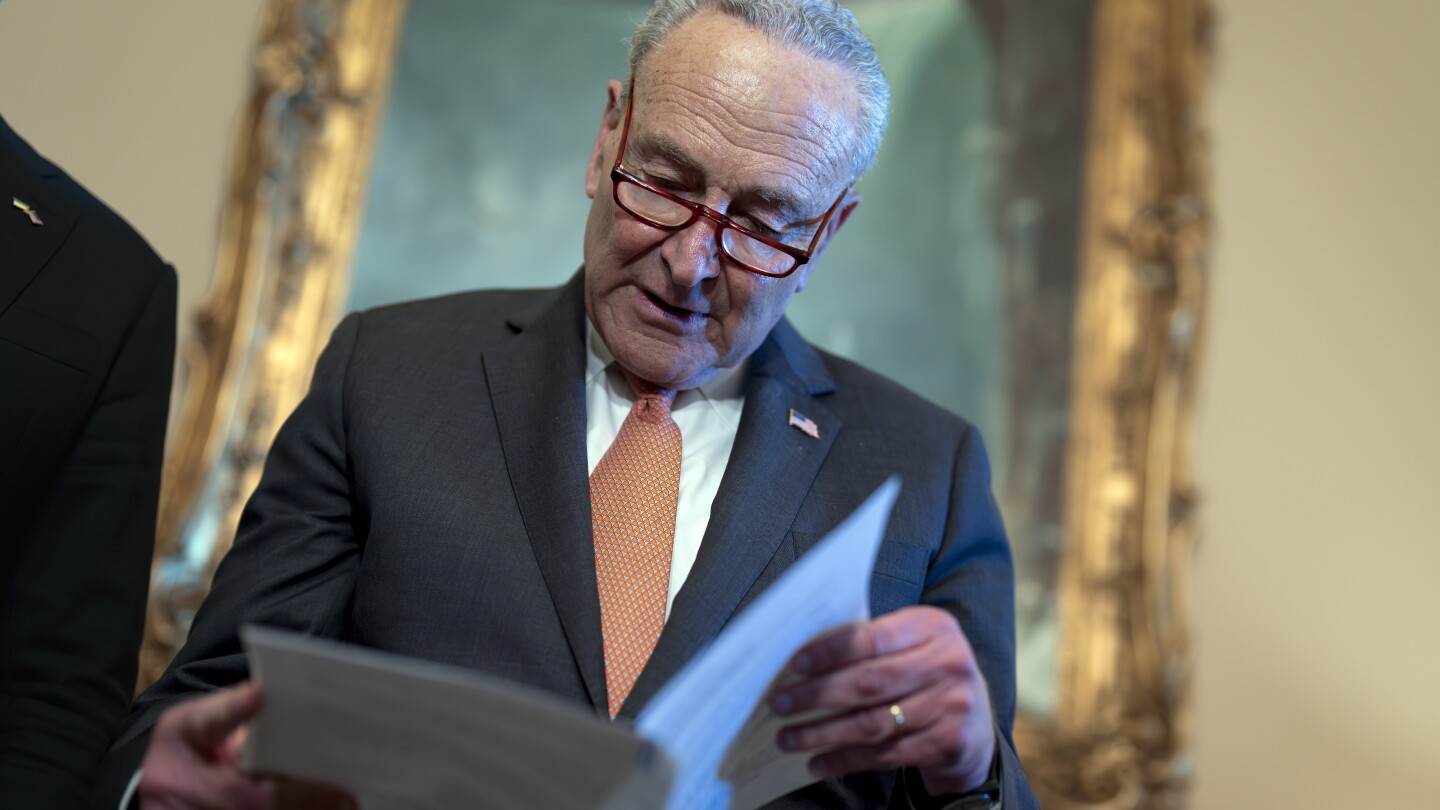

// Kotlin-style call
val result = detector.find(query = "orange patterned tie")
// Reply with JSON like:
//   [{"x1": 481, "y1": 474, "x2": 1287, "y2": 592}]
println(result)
[{"x1": 591, "y1": 371, "x2": 682, "y2": 717}]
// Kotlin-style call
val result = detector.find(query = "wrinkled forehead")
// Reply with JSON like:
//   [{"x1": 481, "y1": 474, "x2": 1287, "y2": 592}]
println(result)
[{"x1": 630, "y1": 13, "x2": 861, "y2": 200}]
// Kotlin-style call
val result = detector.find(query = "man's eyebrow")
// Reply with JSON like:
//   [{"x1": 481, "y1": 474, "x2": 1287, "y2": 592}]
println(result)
[
  {"x1": 630, "y1": 133, "x2": 813, "y2": 223},
  {"x1": 748, "y1": 187, "x2": 812, "y2": 224},
  {"x1": 630, "y1": 134, "x2": 707, "y2": 181}
]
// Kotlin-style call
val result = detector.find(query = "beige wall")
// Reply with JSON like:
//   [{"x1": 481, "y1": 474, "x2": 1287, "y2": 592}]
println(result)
[
  {"x1": 5, "y1": 1, "x2": 1438, "y2": 807},
  {"x1": 0, "y1": 0, "x2": 266, "y2": 434},
  {"x1": 1195, "y1": 0, "x2": 1440, "y2": 807}
]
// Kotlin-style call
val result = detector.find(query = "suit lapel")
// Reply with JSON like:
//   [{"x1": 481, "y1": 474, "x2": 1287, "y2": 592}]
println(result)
[
  {"x1": 0, "y1": 122, "x2": 77, "y2": 318},
  {"x1": 483, "y1": 274, "x2": 609, "y2": 711},
  {"x1": 619, "y1": 318, "x2": 840, "y2": 718}
]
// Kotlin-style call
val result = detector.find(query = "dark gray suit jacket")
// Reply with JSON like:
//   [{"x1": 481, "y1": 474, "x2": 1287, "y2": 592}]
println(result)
[{"x1": 95, "y1": 273, "x2": 1037, "y2": 808}]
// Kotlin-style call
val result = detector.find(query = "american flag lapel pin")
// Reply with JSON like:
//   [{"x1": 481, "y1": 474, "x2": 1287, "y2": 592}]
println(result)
[
  {"x1": 788, "y1": 408, "x2": 820, "y2": 439},
  {"x1": 12, "y1": 197, "x2": 43, "y2": 226}
]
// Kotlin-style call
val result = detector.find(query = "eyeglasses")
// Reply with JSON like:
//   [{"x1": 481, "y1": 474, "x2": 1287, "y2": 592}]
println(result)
[{"x1": 609, "y1": 78, "x2": 850, "y2": 279}]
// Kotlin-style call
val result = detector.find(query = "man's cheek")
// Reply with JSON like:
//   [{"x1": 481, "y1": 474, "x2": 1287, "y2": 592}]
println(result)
[{"x1": 615, "y1": 218, "x2": 662, "y2": 251}]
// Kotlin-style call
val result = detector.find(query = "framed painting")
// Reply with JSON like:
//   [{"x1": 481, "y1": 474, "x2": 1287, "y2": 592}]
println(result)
[{"x1": 141, "y1": 1, "x2": 1212, "y2": 807}]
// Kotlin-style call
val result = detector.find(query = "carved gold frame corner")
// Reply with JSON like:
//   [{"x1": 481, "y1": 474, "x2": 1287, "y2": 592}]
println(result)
[{"x1": 141, "y1": 1, "x2": 1213, "y2": 808}]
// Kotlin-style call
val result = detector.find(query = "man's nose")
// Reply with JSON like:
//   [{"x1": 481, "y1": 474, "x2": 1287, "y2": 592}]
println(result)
[{"x1": 660, "y1": 215, "x2": 723, "y2": 286}]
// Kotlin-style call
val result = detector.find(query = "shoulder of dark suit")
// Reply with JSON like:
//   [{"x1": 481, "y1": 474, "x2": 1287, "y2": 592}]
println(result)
[{"x1": 1, "y1": 114, "x2": 173, "y2": 288}]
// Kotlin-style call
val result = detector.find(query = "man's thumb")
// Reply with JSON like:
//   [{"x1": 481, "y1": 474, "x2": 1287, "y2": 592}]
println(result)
[{"x1": 180, "y1": 681, "x2": 263, "y2": 748}]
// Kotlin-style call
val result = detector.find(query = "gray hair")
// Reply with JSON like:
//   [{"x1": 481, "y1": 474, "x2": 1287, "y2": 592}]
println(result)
[{"x1": 626, "y1": 0, "x2": 890, "y2": 181}]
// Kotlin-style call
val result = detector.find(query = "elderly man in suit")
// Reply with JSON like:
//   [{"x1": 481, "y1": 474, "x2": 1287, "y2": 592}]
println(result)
[
  {"x1": 0, "y1": 114, "x2": 175, "y2": 808},
  {"x1": 99, "y1": 2, "x2": 1038, "y2": 808}
]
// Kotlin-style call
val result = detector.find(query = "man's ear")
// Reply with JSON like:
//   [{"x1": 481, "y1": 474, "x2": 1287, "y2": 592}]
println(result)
[
  {"x1": 796, "y1": 191, "x2": 862, "y2": 291},
  {"x1": 585, "y1": 80, "x2": 626, "y2": 199}
]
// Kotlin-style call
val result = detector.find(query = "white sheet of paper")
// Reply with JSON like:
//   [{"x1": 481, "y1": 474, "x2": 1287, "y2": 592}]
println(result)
[
  {"x1": 241, "y1": 626, "x2": 673, "y2": 810},
  {"x1": 635, "y1": 477, "x2": 900, "y2": 810}
]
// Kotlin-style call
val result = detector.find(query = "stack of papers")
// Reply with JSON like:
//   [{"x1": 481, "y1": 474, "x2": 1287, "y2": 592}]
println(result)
[{"x1": 243, "y1": 478, "x2": 900, "y2": 810}]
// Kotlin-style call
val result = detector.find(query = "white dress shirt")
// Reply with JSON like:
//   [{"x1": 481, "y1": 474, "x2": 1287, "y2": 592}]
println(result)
[{"x1": 584, "y1": 320, "x2": 747, "y2": 617}]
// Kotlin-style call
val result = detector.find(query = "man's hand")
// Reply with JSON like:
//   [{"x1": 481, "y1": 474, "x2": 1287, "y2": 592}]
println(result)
[
  {"x1": 769, "y1": 606, "x2": 996, "y2": 797},
  {"x1": 138, "y1": 682, "x2": 356, "y2": 809}
]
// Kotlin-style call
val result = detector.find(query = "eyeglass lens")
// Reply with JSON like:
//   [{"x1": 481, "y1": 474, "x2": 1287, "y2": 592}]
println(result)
[{"x1": 615, "y1": 180, "x2": 794, "y2": 275}]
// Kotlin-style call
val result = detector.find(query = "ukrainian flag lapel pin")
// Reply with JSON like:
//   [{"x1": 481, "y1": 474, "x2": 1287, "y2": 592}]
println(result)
[{"x1": 12, "y1": 197, "x2": 43, "y2": 226}]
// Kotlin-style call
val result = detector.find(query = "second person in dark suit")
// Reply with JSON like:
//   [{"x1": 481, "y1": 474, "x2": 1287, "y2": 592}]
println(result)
[{"x1": 0, "y1": 113, "x2": 175, "y2": 809}]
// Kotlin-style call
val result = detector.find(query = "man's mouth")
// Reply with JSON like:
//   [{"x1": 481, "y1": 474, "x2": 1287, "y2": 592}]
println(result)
[{"x1": 639, "y1": 288, "x2": 704, "y2": 322}]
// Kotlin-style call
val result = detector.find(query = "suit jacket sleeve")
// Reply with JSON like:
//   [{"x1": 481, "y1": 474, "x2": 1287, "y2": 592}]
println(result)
[
  {"x1": 0, "y1": 268, "x2": 175, "y2": 810},
  {"x1": 897, "y1": 427, "x2": 1039, "y2": 810},
  {"x1": 90, "y1": 313, "x2": 365, "y2": 806}
]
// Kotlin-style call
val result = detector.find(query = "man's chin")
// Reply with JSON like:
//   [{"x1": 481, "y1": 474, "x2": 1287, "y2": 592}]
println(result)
[{"x1": 613, "y1": 351, "x2": 715, "y2": 392}]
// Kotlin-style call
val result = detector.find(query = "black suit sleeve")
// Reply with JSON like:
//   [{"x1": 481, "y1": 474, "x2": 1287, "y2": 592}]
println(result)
[
  {"x1": 0, "y1": 268, "x2": 175, "y2": 809},
  {"x1": 91, "y1": 313, "x2": 365, "y2": 806},
  {"x1": 897, "y1": 428, "x2": 1039, "y2": 810}
]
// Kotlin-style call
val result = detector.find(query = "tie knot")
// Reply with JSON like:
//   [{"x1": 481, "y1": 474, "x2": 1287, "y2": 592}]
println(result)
[{"x1": 620, "y1": 369, "x2": 677, "y2": 421}]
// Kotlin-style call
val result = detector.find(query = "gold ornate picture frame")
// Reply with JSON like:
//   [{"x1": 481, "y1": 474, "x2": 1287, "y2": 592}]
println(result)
[{"x1": 141, "y1": 1, "x2": 1212, "y2": 807}]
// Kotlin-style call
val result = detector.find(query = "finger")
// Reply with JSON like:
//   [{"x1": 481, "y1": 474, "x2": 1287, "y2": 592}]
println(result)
[
  {"x1": 770, "y1": 637, "x2": 942, "y2": 716},
  {"x1": 180, "y1": 682, "x2": 263, "y2": 749},
  {"x1": 807, "y1": 731, "x2": 948, "y2": 781},
  {"x1": 789, "y1": 607, "x2": 952, "y2": 676},
  {"x1": 802, "y1": 695, "x2": 977, "y2": 781},
  {"x1": 219, "y1": 723, "x2": 250, "y2": 765},
  {"x1": 195, "y1": 771, "x2": 275, "y2": 810},
  {"x1": 806, "y1": 718, "x2": 996, "y2": 795},
  {"x1": 777, "y1": 678, "x2": 959, "y2": 753},
  {"x1": 139, "y1": 765, "x2": 273, "y2": 810}
]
